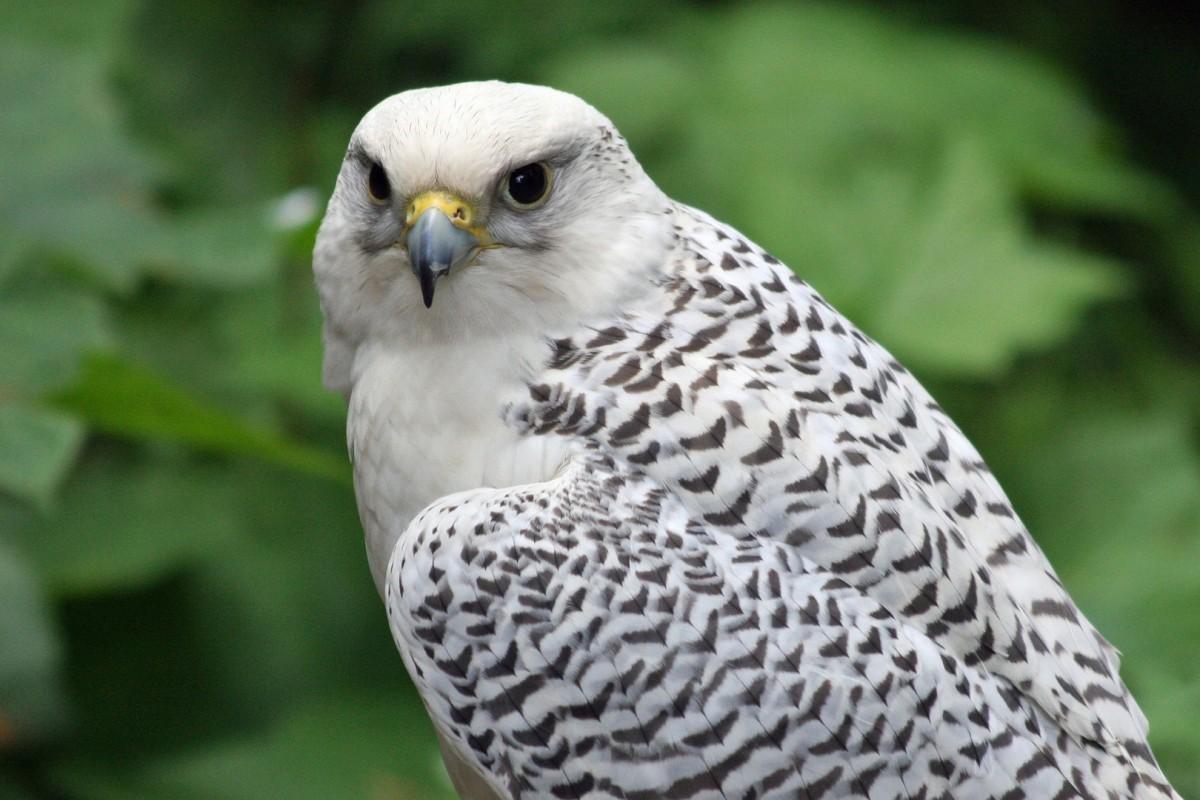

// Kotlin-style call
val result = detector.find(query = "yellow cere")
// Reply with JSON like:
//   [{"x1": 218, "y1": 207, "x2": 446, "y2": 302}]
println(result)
[{"x1": 405, "y1": 190, "x2": 494, "y2": 244}]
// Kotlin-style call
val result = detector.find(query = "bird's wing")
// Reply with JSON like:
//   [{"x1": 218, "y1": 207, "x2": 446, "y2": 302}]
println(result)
[
  {"x1": 389, "y1": 452, "x2": 1103, "y2": 799},
  {"x1": 500, "y1": 204, "x2": 1174, "y2": 797}
]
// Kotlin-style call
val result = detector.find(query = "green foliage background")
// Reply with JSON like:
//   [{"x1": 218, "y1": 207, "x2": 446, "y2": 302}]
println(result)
[{"x1": 2, "y1": 1, "x2": 1198, "y2": 797}]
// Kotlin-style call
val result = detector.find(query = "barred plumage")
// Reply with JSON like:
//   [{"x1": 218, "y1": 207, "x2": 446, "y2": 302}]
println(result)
[{"x1": 314, "y1": 81, "x2": 1178, "y2": 799}]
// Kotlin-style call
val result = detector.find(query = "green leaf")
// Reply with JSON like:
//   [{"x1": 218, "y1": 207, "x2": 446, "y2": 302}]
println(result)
[
  {"x1": 699, "y1": 3, "x2": 1171, "y2": 219},
  {"x1": 961, "y1": 370, "x2": 1200, "y2": 796},
  {"x1": 0, "y1": 533, "x2": 68, "y2": 748},
  {"x1": 970, "y1": 376, "x2": 1200, "y2": 694},
  {"x1": 0, "y1": 0, "x2": 135, "y2": 57},
  {"x1": 0, "y1": 39, "x2": 165, "y2": 291},
  {"x1": 0, "y1": 236, "x2": 28, "y2": 287},
  {"x1": 542, "y1": 44, "x2": 697, "y2": 159},
  {"x1": 117, "y1": 1, "x2": 335, "y2": 205},
  {"x1": 0, "y1": 404, "x2": 84, "y2": 506},
  {"x1": 183, "y1": 466, "x2": 386, "y2": 723},
  {"x1": 215, "y1": 282, "x2": 346, "y2": 422},
  {"x1": 52, "y1": 689, "x2": 454, "y2": 800},
  {"x1": 1017, "y1": 407, "x2": 1200, "y2": 653},
  {"x1": 1133, "y1": 665, "x2": 1200, "y2": 796},
  {"x1": 867, "y1": 139, "x2": 1124, "y2": 374},
  {"x1": 539, "y1": 4, "x2": 1146, "y2": 375},
  {"x1": 13, "y1": 449, "x2": 243, "y2": 596},
  {"x1": 49, "y1": 575, "x2": 269, "y2": 760},
  {"x1": 29, "y1": 466, "x2": 380, "y2": 760},
  {"x1": 53, "y1": 354, "x2": 348, "y2": 485},
  {"x1": 0, "y1": 2, "x2": 293, "y2": 294},
  {"x1": 110, "y1": 284, "x2": 246, "y2": 401},
  {"x1": 147, "y1": 204, "x2": 283, "y2": 289},
  {"x1": 981, "y1": 389, "x2": 1200, "y2": 575},
  {"x1": 0, "y1": 273, "x2": 112, "y2": 397},
  {"x1": 0, "y1": 771, "x2": 37, "y2": 800},
  {"x1": 1165, "y1": 220, "x2": 1200, "y2": 338}
]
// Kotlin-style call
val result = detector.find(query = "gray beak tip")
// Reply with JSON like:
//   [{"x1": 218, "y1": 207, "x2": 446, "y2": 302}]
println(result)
[
  {"x1": 419, "y1": 269, "x2": 436, "y2": 308},
  {"x1": 405, "y1": 208, "x2": 480, "y2": 309}
]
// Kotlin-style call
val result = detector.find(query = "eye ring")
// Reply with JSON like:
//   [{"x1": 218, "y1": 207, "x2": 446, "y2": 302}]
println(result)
[
  {"x1": 502, "y1": 162, "x2": 552, "y2": 209},
  {"x1": 367, "y1": 162, "x2": 391, "y2": 203}
]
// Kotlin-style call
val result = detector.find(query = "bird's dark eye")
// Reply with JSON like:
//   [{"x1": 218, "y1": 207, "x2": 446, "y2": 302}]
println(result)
[
  {"x1": 504, "y1": 162, "x2": 551, "y2": 208},
  {"x1": 367, "y1": 162, "x2": 391, "y2": 202}
]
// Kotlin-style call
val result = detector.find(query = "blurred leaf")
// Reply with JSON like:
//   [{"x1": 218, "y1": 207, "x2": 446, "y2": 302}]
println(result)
[
  {"x1": 52, "y1": 689, "x2": 453, "y2": 800},
  {"x1": 146, "y1": 204, "x2": 282, "y2": 289},
  {"x1": 0, "y1": 275, "x2": 112, "y2": 397},
  {"x1": 0, "y1": 771, "x2": 37, "y2": 800},
  {"x1": 35, "y1": 466, "x2": 386, "y2": 761},
  {"x1": 0, "y1": 0, "x2": 135, "y2": 57},
  {"x1": 0, "y1": 534, "x2": 68, "y2": 749},
  {"x1": 0, "y1": 237, "x2": 28, "y2": 287},
  {"x1": 1132, "y1": 665, "x2": 1200, "y2": 795},
  {"x1": 53, "y1": 354, "x2": 348, "y2": 484},
  {"x1": 183, "y1": 467, "x2": 387, "y2": 724},
  {"x1": 541, "y1": 3, "x2": 1149, "y2": 375},
  {"x1": 703, "y1": 3, "x2": 1172, "y2": 218},
  {"x1": 108, "y1": 278, "x2": 344, "y2": 439},
  {"x1": 118, "y1": 1, "x2": 338, "y2": 204},
  {"x1": 982, "y1": 390, "x2": 1200, "y2": 568},
  {"x1": 1017, "y1": 406, "x2": 1200, "y2": 648},
  {"x1": 542, "y1": 44, "x2": 697, "y2": 159},
  {"x1": 1165, "y1": 220, "x2": 1200, "y2": 336},
  {"x1": 58, "y1": 576, "x2": 276, "y2": 762},
  {"x1": 216, "y1": 282, "x2": 345, "y2": 422},
  {"x1": 112, "y1": 285, "x2": 244, "y2": 401},
  {"x1": 349, "y1": 0, "x2": 687, "y2": 88},
  {"x1": 0, "y1": 37, "x2": 164, "y2": 291},
  {"x1": 13, "y1": 449, "x2": 242, "y2": 596},
  {"x1": 1, "y1": 2, "x2": 283, "y2": 295},
  {"x1": 869, "y1": 139, "x2": 1124, "y2": 374},
  {"x1": 0, "y1": 404, "x2": 84, "y2": 507},
  {"x1": 971, "y1": 373, "x2": 1200, "y2": 679}
]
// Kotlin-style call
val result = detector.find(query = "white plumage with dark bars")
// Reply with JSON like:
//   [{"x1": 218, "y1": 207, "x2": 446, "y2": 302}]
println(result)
[{"x1": 313, "y1": 81, "x2": 1178, "y2": 800}]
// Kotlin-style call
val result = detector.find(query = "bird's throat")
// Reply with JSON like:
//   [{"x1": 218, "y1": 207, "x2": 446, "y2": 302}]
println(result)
[{"x1": 346, "y1": 337, "x2": 571, "y2": 592}]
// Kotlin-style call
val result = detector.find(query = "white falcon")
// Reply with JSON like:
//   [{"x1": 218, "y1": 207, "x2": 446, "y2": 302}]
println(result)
[{"x1": 313, "y1": 82, "x2": 1178, "y2": 799}]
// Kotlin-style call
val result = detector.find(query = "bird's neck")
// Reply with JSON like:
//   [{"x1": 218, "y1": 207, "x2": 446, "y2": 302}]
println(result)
[
  {"x1": 346, "y1": 323, "x2": 571, "y2": 592},
  {"x1": 346, "y1": 197, "x2": 677, "y2": 591}
]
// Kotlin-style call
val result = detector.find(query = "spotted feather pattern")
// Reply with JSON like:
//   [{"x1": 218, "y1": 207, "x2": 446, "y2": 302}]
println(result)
[{"x1": 387, "y1": 205, "x2": 1177, "y2": 799}]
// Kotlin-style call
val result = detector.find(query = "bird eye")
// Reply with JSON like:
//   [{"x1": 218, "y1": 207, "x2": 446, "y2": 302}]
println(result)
[
  {"x1": 503, "y1": 162, "x2": 551, "y2": 208},
  {"x1": 367, "y1": 162, "x2": 391, "y2": 203}
]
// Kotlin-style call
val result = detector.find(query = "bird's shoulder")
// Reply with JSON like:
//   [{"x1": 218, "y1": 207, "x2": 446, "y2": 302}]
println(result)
[
  {"x1": 501, "y1": 203, "x2": 1169, "y2": 790},
  {"x1": 386, "y1": 205, "x2": 1174, "y2": 798},
  {"x1": 386, "y1": 452, "x2": 1105, "y2": 799}
]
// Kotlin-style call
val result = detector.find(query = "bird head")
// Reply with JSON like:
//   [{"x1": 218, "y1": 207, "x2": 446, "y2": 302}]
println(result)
[{"x1": 313, "y1": 82, "x2": 671, "y2": 394}]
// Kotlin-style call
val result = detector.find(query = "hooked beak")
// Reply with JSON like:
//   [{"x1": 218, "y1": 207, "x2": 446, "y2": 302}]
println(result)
[{"x1": 402, "y1": 191, "x2": 489, "y2": 308}]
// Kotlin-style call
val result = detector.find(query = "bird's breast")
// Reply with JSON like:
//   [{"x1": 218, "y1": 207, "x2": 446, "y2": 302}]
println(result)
[{"x1": 347, "y1": 338, "x2": 571, "y2": 591}]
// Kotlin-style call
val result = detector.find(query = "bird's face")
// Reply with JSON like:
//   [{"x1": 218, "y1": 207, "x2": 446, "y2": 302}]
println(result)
[{"x1": 313, "y1": 82, "x2": 671, "y2": 394}]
